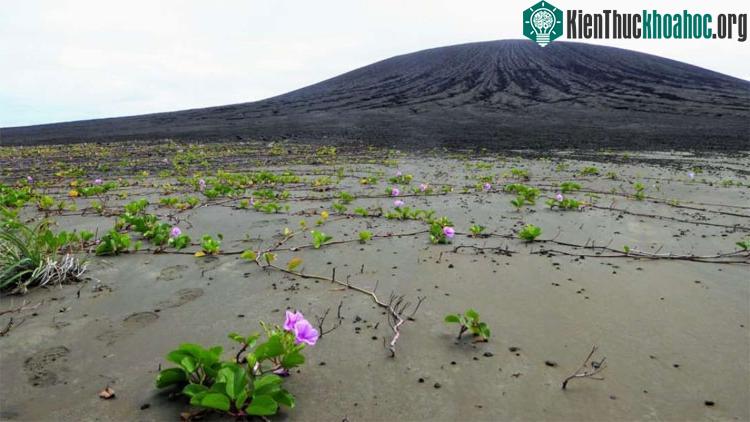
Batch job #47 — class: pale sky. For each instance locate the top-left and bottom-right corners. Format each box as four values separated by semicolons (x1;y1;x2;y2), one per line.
1;0;748;127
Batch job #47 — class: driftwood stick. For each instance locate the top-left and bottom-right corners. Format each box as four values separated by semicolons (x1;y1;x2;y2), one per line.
562;345;607;390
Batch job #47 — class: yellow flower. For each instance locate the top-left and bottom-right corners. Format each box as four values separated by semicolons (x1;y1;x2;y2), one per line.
68;189;79;197
320;211;329;220
69;180;78;187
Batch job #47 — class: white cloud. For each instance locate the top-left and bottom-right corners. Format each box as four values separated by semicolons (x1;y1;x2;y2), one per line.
1;0;747;126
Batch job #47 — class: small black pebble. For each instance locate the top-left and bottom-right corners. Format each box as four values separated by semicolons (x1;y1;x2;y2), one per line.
418;378;424;383
448;264;454;268
544;361;557;367
673;364;680;368
473;357;479;361
434;382;441;389
705;401;715;407
483;352;493;357
140;403;150;410
509;347;519;352
450;361;456;365
319;362;326;366
237;314;245;318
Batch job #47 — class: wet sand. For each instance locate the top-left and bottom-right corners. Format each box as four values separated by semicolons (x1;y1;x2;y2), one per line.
1;143;748;421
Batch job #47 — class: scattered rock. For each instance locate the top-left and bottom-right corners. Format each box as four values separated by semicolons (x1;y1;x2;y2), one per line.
98;386;115;399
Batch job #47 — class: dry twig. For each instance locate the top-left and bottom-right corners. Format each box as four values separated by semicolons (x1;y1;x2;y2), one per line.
562;345;607;390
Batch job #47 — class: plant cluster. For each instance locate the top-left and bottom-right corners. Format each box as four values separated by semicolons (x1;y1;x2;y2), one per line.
385;206;434;221
559;181;582;193
444;309;491;341
546;197;583;210
1;220;89;292
632;182;646;201
429;217;455;244
310;230;333;249
580;166;600;176
505;183;540;211
156;312;317;418
518;224;542;241
198;234;222;256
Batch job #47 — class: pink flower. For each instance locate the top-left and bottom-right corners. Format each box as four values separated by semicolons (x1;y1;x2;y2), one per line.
443;227;455;238
396;171;402;177
483;182;491;192
170;226;182;238
198;179;206;191
93;178;103;185
394;200;405;207
283;310;304;332
391;187;400;196
555;193;564;201
419;183;428;192
293;319;319;346
26;176;34;183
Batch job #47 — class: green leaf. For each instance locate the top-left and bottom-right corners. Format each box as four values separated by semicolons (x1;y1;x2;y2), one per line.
196;393;230;412
281;350;305;368
217;364;248;401
465;309;479;321
207;346;223;363
155;368;186;388
180;356;197;374
273;389;295;408
254;335;284;361
235;389;249;410
444;314;460;324
246;395;279;416
481;326;491;339
182;383;208;398
253;374;282;396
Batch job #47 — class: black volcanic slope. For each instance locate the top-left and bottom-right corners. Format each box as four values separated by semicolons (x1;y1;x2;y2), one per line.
2;40;749;149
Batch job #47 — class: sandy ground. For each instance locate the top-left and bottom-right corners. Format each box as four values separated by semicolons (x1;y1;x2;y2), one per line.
1;144;748;421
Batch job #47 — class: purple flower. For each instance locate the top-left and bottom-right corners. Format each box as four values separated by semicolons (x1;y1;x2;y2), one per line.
283;310;304;332
396;171;402;177
443;227;455;238
272;367;290;377
688;171;695;180
394;200;405;207
391;187;400;197
26;176;34;183
93;178;103;185
198;178;206;191
170;226;182;238
293;319;319;346
482;182;491;192
419;183;428;192
555;193;564;201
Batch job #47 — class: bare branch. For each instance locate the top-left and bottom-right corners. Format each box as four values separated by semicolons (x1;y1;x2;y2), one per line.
562;346;608;390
